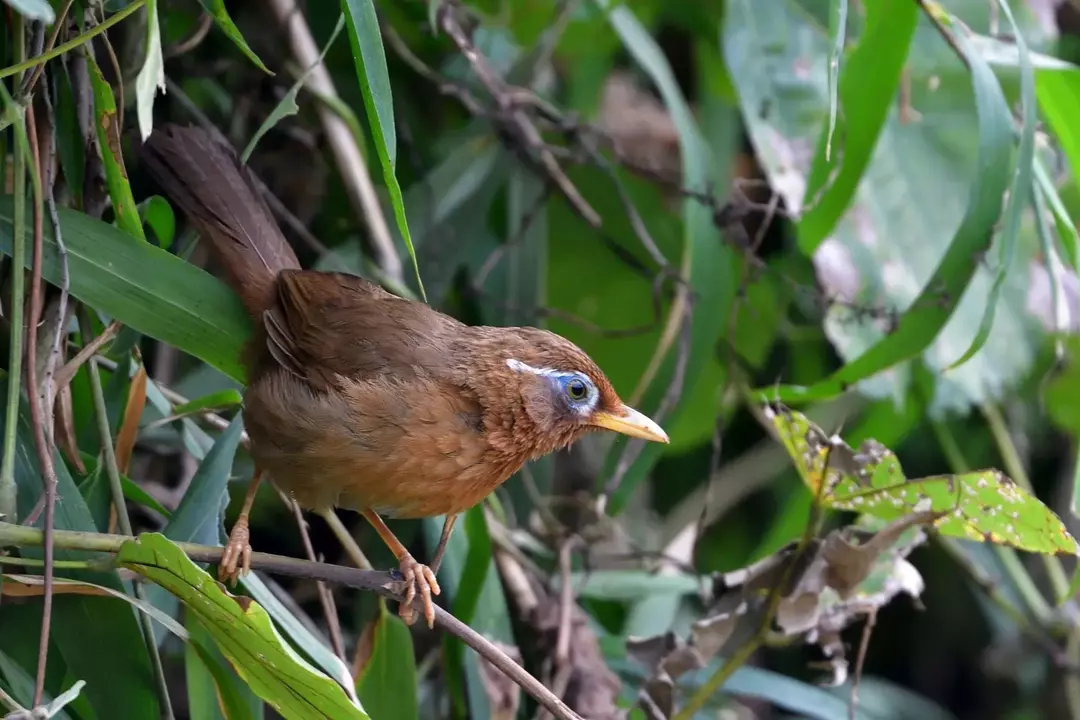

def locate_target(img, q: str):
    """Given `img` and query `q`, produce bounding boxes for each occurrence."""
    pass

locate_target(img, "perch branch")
[0,522,583,720]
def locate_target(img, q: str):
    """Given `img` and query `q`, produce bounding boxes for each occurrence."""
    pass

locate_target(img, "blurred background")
[5,0,1080,718]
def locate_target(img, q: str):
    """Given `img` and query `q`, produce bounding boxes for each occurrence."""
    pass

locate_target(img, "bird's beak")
[588,404,669,444]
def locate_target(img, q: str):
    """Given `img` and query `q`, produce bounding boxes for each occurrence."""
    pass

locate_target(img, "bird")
[140,124,669,627]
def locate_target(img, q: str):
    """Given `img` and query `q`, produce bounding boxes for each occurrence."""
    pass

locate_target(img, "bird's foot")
[218,521,252,585]
[396,554,440,628]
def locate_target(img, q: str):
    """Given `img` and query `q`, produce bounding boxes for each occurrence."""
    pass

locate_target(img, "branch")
[0,522,583,720]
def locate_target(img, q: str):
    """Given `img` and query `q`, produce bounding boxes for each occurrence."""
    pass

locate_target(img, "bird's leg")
[219,468,263,584]
[429,514,459,574]
[360,509,441,628]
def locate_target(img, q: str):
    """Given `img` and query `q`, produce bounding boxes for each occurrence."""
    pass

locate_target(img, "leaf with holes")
[763,404,1080,556]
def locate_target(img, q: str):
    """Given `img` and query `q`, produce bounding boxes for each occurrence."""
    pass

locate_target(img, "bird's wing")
[263,269,462,389]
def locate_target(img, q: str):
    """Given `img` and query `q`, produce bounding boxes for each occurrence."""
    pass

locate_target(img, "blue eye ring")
[566,377,589,401]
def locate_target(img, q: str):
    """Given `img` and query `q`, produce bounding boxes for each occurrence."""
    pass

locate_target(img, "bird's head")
[472,328,668,458]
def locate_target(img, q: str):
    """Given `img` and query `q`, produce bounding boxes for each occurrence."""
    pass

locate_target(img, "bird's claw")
[218,522,252,586]
[396,554,440,628]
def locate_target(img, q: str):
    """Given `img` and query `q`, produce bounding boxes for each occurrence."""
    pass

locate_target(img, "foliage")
[2,0,1080,719]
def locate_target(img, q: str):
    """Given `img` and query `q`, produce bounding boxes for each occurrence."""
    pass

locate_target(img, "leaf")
[134,0,166,142]
[355,609,419,720]
[238,572,362,707]
[113,363,147,475]
[167,389,244,419]
[185,612,262,720]
[0,651,78,720]
[566,570,700,601]
[823,0,847,166]
[119,533,369,719]
[946,0,1036,369]
[1,375,160,719]
[0,197,251,382]
[797,0,918,254]
[162,413,243,547]
[86,53,145,243]
[341,0,425,299]
[139,195,175,248]
[243,15,346,163]
[764,403,1080,556]
[744,12,1016,406]
[197,0,272,73]
[2,0,54,21]
[144,413,244,646]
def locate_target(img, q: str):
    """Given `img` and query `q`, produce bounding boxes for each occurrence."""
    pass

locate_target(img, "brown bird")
[141,125,668,626]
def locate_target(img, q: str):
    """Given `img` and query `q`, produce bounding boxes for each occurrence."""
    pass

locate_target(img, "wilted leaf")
[764,403,1080,556]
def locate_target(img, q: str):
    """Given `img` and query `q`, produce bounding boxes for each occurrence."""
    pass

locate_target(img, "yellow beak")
[588,404,669,444]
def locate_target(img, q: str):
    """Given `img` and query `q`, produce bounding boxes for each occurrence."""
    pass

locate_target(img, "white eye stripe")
[507,358,599,415]
[505,358,563,377]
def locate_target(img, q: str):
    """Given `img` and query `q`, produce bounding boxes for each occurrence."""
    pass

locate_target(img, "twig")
[52,321,120,395]
[291,498,346,661]
[849,608,877,720]
[0,521,584,720]
[164,11,213,59]
[24,98,56,709]
[40,67,71,445]
[20,0,75,97]
[267,0,403,285]
[436,0,600,227]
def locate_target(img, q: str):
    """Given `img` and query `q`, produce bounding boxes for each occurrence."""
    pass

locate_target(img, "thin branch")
[40,67,71,445]
[291,498,346,662]
[0,521,584,720]
[24,98,56,709]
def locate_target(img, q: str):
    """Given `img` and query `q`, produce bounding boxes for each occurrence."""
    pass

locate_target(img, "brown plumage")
[141,125,668,626]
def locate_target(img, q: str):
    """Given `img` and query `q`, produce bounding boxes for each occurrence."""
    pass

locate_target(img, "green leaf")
[185,613,262,720]
[119,533,369,719]
[86,53,146,243]
[946,0,1035,369]
[139,195,175,248]
[0,651,77,720]
[797,0,918,254]
[53,65,84,206]
[0,197,251,382]
[196,0,272,73]
[823,0,847,167]
[168,389,244,419]
[748,17,1015,405]
[2,0,54,21]
[341,0,425,300]
[134,0,165,142]
[764,403,1080,557]
[238,572,361,707]
[163,414,243,547]
[567,570,700,601]
[243,15,346,163]
[355,610,419,720]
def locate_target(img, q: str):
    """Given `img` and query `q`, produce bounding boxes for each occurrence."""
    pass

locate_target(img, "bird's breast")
[243,369,525,518]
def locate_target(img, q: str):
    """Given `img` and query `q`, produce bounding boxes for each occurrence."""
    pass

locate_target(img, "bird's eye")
[566,378,589,401]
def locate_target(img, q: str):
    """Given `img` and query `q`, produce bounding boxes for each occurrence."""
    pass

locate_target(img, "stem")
[0,15,26,528]
[0,0,147,80]
[83,316,174,719]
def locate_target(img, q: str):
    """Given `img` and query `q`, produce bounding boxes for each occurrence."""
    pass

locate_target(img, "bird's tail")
[140,124,300,320]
